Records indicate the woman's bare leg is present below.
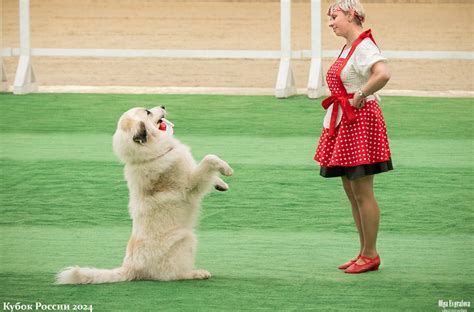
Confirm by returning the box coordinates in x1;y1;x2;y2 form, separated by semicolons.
349;175;380;262
341;176;364;257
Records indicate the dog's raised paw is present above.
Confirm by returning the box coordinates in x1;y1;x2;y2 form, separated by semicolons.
215;181;229;192
221;164;233;177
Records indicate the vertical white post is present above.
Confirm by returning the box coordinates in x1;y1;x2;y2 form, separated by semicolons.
14;0;37;95
275;0;296;98
307;0;324;99
0;1;9;92
1;59;7;92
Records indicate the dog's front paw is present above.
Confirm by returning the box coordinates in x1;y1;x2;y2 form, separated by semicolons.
203;155;233;176
220;161;233;177
215;178;229;192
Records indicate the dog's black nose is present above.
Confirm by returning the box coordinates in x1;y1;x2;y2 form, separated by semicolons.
160;105;165;110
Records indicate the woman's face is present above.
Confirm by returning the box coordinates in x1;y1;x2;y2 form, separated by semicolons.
328;9;351;37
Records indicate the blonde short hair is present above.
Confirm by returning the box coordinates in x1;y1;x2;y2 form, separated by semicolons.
328;0;366;26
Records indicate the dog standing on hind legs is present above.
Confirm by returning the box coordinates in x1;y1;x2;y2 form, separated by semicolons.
56;106;233;284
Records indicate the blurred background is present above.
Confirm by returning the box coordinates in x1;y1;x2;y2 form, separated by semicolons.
1;0;473;93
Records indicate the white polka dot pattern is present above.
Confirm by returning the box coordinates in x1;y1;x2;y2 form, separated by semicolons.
314;58;391;167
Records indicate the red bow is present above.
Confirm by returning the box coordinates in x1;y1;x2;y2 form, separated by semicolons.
321;94;357;137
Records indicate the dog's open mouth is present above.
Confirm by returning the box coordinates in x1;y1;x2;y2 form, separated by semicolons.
157;119;165;131
157;118;174;133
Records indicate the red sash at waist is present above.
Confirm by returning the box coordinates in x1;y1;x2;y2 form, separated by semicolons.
321;94;357;137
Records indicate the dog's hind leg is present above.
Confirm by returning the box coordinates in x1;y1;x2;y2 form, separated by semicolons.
168;234;211;281
150;231;211;281
176;269;211;280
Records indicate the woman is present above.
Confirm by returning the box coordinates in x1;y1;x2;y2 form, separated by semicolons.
314;0;392;274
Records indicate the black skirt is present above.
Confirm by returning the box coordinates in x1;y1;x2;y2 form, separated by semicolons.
320;158;393;180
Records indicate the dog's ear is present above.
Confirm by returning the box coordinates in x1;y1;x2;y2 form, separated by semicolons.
132;121;147;144
120;117;134;132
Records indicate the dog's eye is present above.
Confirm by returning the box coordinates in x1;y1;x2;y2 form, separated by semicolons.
145;109;152;116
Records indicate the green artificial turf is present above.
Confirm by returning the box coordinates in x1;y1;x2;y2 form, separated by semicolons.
0;93;473;311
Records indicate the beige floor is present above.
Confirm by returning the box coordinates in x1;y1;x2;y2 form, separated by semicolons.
2;0;473;91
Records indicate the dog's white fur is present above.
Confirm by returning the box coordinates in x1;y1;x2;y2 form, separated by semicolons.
56;106;232;284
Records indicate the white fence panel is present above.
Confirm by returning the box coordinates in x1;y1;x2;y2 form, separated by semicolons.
2;0;472;96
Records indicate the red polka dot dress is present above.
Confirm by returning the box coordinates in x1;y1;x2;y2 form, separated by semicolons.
314;29;393;179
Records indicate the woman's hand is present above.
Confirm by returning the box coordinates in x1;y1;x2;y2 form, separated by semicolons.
352;93;365;109
352;61;391;109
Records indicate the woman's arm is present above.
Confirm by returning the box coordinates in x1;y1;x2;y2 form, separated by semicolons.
353;61;391;108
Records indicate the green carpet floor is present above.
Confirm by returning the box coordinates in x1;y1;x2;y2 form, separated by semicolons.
0;93;472;311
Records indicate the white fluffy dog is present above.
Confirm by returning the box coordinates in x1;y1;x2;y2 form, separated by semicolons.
56;106;233;284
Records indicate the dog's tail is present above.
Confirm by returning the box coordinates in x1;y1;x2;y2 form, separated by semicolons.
55;266;131;285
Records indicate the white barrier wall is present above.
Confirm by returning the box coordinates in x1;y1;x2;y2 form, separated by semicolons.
2;0;473;97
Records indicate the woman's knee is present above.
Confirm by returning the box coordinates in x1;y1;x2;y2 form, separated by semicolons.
341;177;358;205
352;193;373;206
350;178;375;206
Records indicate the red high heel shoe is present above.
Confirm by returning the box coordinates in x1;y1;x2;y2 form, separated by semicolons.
338;255;361;270
344;255;381;274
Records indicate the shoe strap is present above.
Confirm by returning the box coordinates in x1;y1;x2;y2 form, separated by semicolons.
348;254;361;263
358;255;378;264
